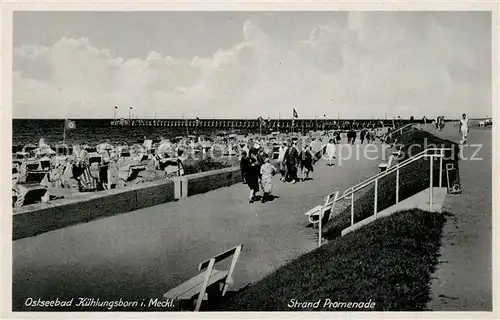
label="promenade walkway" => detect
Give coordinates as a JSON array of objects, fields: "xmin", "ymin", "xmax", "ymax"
[
  {"xmin": 13, "ymin": 141, "xmax": 385, "ymax": 308},
  {"xmin": 427, "ymin": 126, "xmax": 492, "ymax": 311}
]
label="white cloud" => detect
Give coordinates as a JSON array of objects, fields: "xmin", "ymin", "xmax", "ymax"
[{"xmin": 13, "ymin": 13, "xmax": 491, "ymax": 119}]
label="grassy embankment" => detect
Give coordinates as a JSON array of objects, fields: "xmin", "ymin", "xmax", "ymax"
[
  {"xmin": 218, "ymin": 208, "xmax": 448, "ymax": 311},
  {"xmin": 215, "ymin": 128, "xmax": 457, "ymax": 311}
]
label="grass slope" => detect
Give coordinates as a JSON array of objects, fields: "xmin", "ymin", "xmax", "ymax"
[{"xmin": 218, "ymin": 209, "xmax": 447, "ymax": 311}]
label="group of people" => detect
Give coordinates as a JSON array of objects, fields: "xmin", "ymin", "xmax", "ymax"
[
  {"xmin": 240, "ymin": 140, "xmax": 316, "ymax": 203},
  {"xmin": 240, "ymin": 145, "xmax": 277, "ymax": 204},
  {"xmin": 433, "ymin": 116, "xmax": 446, "ymax": 131},
  {"xmin": 346, "ymin": 127, "xmax": 376, "ymax": 145}
]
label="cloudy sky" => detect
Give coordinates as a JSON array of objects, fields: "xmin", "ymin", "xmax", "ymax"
[{"xmin": 13, "ymin": 11, "xmax": 491, "ymax": 119}]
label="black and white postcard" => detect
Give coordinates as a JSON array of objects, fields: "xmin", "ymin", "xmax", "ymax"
[{"xmin": 1, "ymin": 1, "xmax": 498, "ymax": 318}]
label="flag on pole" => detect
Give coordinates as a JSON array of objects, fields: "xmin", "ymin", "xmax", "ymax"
[
  {"xmin": 258, "ymin": 116, "xmax": 265, "ymax": 126},
  {"xmin": 293, "ymin": 109, "xmax": 298, "ymax": 118},
  {"xmin": 65, "ymin": 119, "xmax": 76, "ymax": 130}
]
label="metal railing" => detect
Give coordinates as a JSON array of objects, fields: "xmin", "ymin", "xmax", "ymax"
[
  {"xmin": 337, "ymin": 147, "xmax": 451, "ymax": 229},
  {"xmin": 386, "ymin": 123, "xmax": 415, "ymax": 141},
  {"xmin": 340, "ymin": 147, "xmax": 451, "ymax": 201},
  {"xmin": 312, "ymin": 146, "xmax": 451, "ymax": 246}
]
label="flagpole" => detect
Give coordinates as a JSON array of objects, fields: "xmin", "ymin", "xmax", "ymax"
[
  {"xmin": 278, "ymin": 111, "xmax": 281, "ymax": 133},
  {"xmin": 63, "ymin": 120, "xmax": 66, "ymax": 145},
  {"xmin": 183, "ymin": 114, "xmax": 189, "ymax": 137}
]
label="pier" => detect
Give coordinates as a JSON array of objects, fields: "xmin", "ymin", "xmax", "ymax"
[{"xmin": 110, "ymin": 118, "xmax": 409, "ymax": 130}]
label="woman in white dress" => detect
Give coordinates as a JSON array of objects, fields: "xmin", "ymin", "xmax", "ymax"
[
  {"xmin": 325, "ymin": 138, "xmax": 336, "ymax": 166},
  {"xmin": 459, "ymin": 113, "xmax": 470, "ymax": 145}
]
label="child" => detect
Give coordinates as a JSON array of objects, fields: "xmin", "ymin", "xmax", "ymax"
[
  {"xmin": 326, "ymin": 139, "xmax": 336, "ymax": 166},
  {"xmin": 260, "ymin": 157, "xmax": 277, "ymax": 203}
]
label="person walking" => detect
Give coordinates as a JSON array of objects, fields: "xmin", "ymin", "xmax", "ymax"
[
  {"xmin": 243, "ymin": 149, "xmax": 261, "ymax": 203},
  {"xmin": 335, "ymin": 130, "xmax": 341, "ymax": 144},
  {"xmin": 255, "ymin": 143, "xmax": 267, "ymax": 165},
  {"xmin": 365, "ymin": 130, "xmax": 371, "ymax": 144},
  {"xmin": 350, "ymin": 127, "xmax": 357, "ymax": 145},
  {"xmin": 439, "ymin": 116, "xmax": 446, "ymax": 131},
  {"xmin": 277, "ymin": 141, "xmax": 288, "ymax": 181},
  {"xmin": 360, "ymin": 127, "xmax": 367, "ymax": 144},
  {"xmin": 299, "ymin": 145, "xmax": 314, "ymax": 181},
  {"xmin": 459, "ymin": 113, "xmax": 470, "ymax": 145},
  {"xmin": 240, "ymin": 150, "xmax": 248, "ymax": 184},
  {"xmin": 260, "ymin": 156, "xmax": 277, "ymax": 203},
  {"xmin": 326, "ymin": 138, "xmax": 336, "ymax": 166},
  {"xmin": 284, "ymin": 140, "xmax": 298, "ymax": 183}
]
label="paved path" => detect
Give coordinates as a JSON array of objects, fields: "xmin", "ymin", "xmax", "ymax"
[
  {"xmin": 13, "ymin": 141, "xmax": 386, "ymax": 308},
  {"xmin": 426, "ymin": 126, "xmax": 492, "ymax": 311}
]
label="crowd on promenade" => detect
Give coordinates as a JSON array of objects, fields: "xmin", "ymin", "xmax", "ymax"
[
  {"xmin": 239, "ymin": 126, "xmax": 382, "ymax": 204},
  {"xmin": 12, "ymin": 125, "xmax": 385, "ymax": 208}
]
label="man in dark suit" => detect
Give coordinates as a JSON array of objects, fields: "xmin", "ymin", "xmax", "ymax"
[{"xmin": 284, "ymin": 140, "xmax": 299, "ymax": 184}]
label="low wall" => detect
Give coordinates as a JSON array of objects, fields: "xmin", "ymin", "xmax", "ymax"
[
  {"xmin": 13, "ymin": 166, "xmax": 243, "ymax": 240},
  {"xmin": 187, "ymin": 166, "xmax": 243, "ymax": 196}
]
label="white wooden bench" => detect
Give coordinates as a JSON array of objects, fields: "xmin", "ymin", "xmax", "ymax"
[
  {"xmin": 163, "ymin": 244, "xmax": 243, "ymax": 311},
  {"xmin": 379, "ymin": 145, "xmax": 403, "ymax": 172},
  {"xmin": 378, "ymin": 154, "xmax": 395, "ymax": 172},
  {"xmin": 304, "ymin": 190, "xmax": 339, "ymax": 228},
  {"xmin": 391, "ymin": 145, "xmax": 404, "ymax": 159}
]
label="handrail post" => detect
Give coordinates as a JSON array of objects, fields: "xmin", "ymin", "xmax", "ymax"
[
  {"xmin": 439, "ymin": 149, "xmax": 443, "ymax": 187},
  {"xmin": 396, "ymin": 167, "xmax": 399, "ymax": 203},
  {"xmin": 318, "ymin": 207, "xmax": 322, "ymax": 247},
  {"xmin": 374, "ymin": 178, "xmax": 378, "ymax": 218},
  {"xmin": 429, "ymin": 155, "xmax": 433, "ymax": 212},
  {"xmin": 351, "ymin": 189, "xmax": 355, "ymax": 226}
]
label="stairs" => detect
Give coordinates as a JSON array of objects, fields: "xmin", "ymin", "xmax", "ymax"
[{"xmin": 341, "ymin": 187, "xmax": 448, "ymax": 236}]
